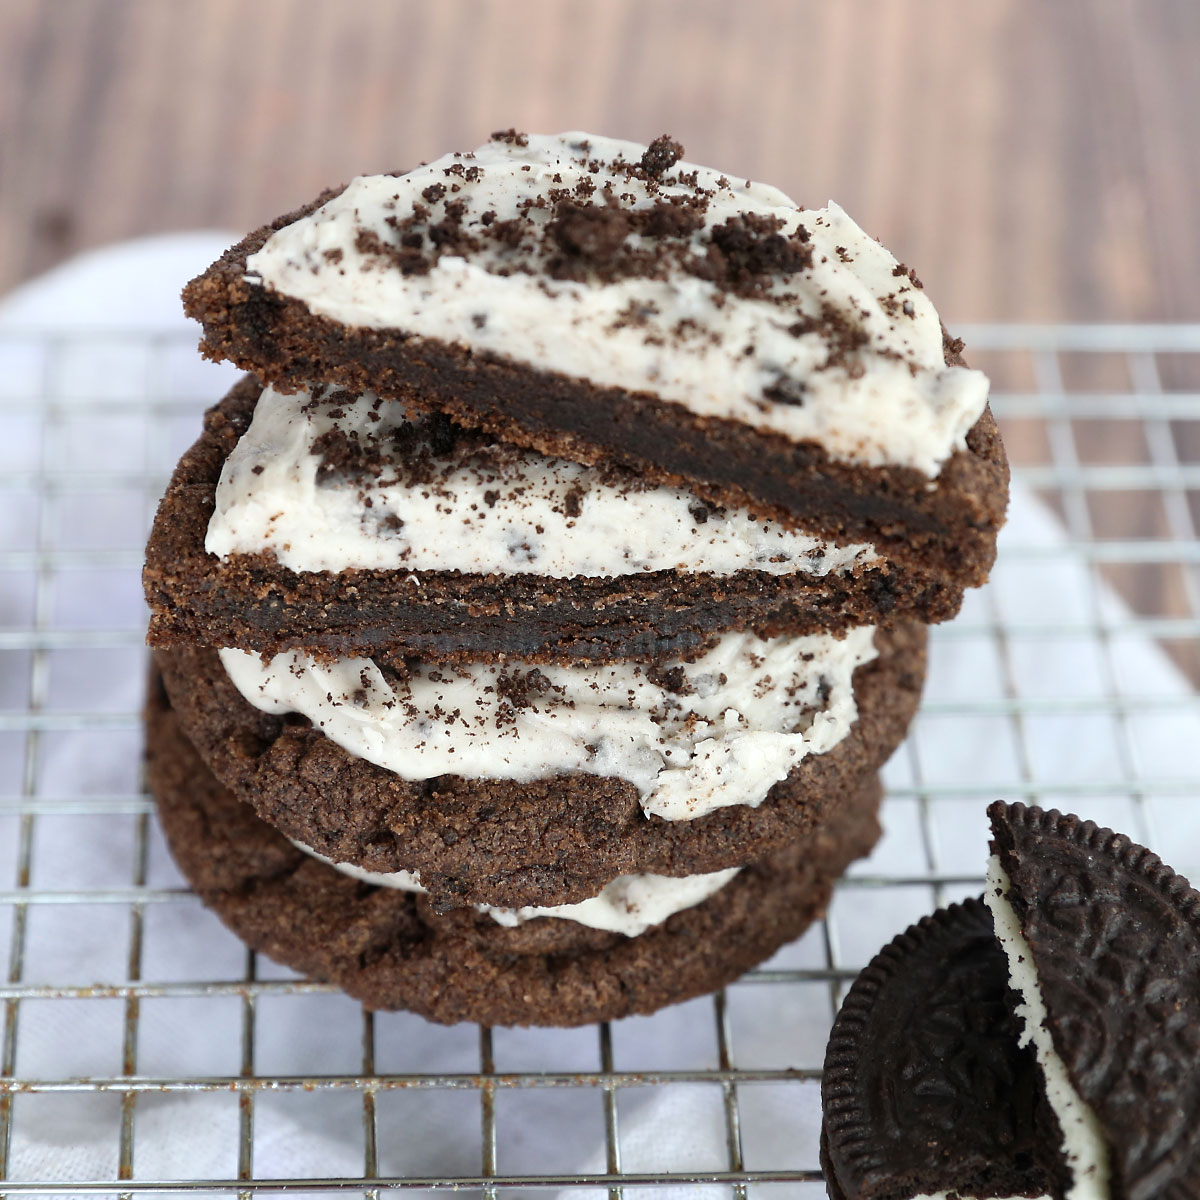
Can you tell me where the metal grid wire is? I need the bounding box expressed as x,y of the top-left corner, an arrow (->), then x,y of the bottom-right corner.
2,322 -> 1200,1196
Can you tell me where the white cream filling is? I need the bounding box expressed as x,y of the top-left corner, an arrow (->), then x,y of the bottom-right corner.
205,384 -> 879,578
220,625 -> 875,821
984,856 -> 1111,1200
292,839 -> 738,938
245,132 -> 989,477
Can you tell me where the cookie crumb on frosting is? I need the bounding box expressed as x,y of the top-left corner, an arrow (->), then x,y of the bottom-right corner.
240,132 -> 992,476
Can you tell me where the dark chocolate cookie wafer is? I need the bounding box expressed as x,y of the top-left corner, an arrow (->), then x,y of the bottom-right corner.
153,620 -> 924,911
988,801 -> 1200,1200
821,898 -> 1070,1200
147,669 -> 882,1026
182,134 -> 1008,590
144,376 -> 962,664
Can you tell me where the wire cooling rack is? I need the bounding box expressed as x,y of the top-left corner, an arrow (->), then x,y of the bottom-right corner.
2,322 -> 1200,1197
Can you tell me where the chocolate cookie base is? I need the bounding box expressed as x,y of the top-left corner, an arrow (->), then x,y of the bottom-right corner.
154,620 -> 924,911
820,898 -> 1068,1200
147,672 -> 882,1026
144,376 -> 961,664
182,196 -> 1009,589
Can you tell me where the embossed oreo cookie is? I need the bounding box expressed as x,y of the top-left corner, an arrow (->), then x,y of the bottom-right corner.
821,898 -> 1069,1200
987,801 -> 1200,1200
822,803 -> 1200,1200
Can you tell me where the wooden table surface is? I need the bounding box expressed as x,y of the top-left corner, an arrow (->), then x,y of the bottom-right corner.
3,0 -> 1199,680
2,0 -> 1198,319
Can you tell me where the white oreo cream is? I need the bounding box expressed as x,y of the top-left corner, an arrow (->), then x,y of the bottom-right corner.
205,384 -> 878,577
220,625 -> 876,822
293,840 -> 738,938
984,857 -> 1110,1200
245,131 -> 989,477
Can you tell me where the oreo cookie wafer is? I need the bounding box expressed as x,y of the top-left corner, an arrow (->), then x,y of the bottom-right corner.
986,801 -> 1200,1200
821,898 -> 1069,1200
821,802 -> 1200,1200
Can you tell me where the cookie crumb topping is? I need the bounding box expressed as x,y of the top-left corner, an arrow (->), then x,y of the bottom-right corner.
245,132 -> 991,476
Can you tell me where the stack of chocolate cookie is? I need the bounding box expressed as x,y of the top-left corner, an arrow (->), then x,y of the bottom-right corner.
144,132 -> 1008,1026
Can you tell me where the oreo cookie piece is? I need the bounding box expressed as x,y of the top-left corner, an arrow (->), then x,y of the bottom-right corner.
821,898 -> 1070,1200
822,803 -> 1200,1200
986,801 -> 1200,1200
146,667 -> 883,1026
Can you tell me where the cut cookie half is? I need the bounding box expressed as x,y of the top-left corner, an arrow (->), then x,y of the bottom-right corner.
181,133 -> 1008,590
144,376 -> 966,664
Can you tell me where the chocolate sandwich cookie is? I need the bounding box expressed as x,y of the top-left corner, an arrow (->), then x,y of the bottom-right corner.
821,898 -> 1070,1200
144,376 -> 962,664
182,132 -> 1008,591
822,802 -> 1200,1200
153,619 -> 924,911
147,669 -> 883,1026
986,801 -> 1200,1200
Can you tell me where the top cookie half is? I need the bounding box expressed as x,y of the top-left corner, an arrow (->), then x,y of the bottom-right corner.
183,131 -> 1009,588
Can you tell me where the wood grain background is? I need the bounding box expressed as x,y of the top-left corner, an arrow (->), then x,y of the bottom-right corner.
2,0 -> 1199,319
3,0 -> 1199,677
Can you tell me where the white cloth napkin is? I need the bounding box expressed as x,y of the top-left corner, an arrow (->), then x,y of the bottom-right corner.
2,240 -> 1196,1196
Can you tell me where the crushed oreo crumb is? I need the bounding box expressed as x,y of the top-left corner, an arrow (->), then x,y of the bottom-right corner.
646,664 -> 692,695
563,486 -> 584,519
549,201 -> 632,265
690,214 -> 813,295
891,262 -> 924,289
495,666 -> 556,710
763,376 -> 807,407
639,135 -> 685,176
323,135 -> 917,374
